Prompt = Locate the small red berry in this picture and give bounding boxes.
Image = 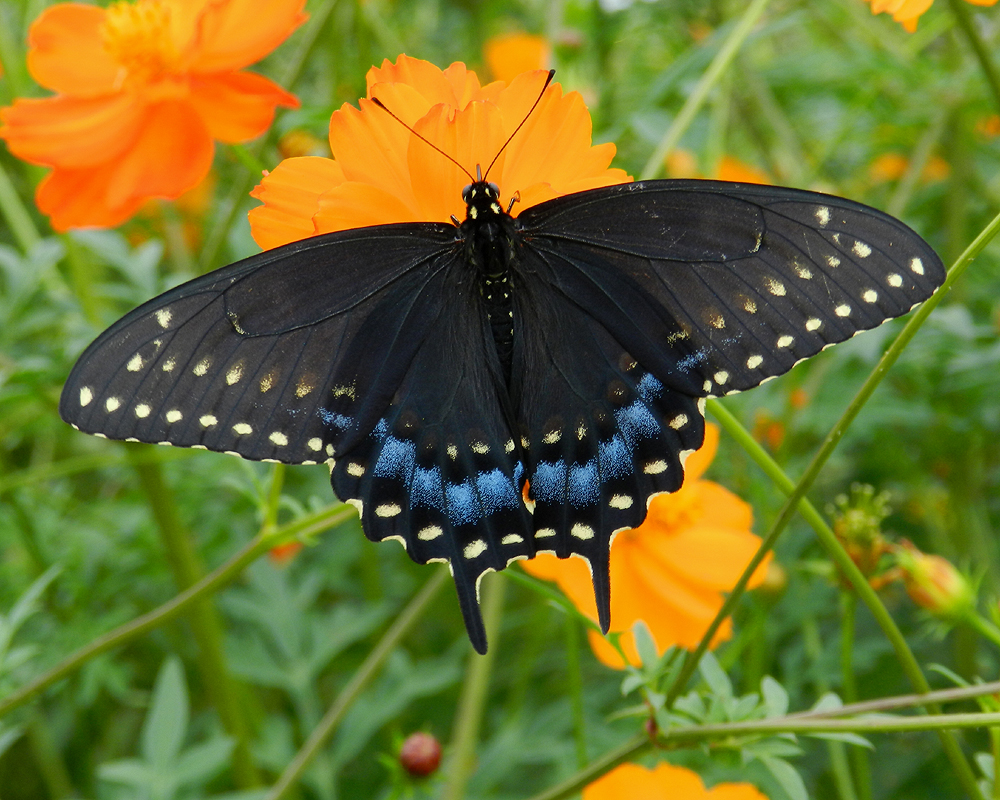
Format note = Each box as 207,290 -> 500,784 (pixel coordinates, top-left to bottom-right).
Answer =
399,732 -> 442,777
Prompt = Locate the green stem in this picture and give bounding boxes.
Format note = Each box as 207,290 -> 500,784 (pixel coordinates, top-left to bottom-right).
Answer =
199,0 -> 339,270
564,614 -> 588,769
966,613 -> 1000,650
0,448 -> 192,496
0,504 -> 352,719
947,0 -> 1000,116
264,567 -> 450,800
0,158 -> 41,253
159,200 -> 196,276
229,143 -> 271,179
841,593 -> 872,800
656,711 -> 1000,741
639,0 -> 772,179
442,572 -> 508,800
131,459 -> 261,789
886,109 -> 948,220
524,734 -> 650,800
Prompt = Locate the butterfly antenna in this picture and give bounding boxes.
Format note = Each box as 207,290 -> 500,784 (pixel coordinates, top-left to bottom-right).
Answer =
483,69 -> 555,181
370,97 -> 475,183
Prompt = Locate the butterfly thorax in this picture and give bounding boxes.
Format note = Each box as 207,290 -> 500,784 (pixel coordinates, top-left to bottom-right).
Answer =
460,179 -> 518,383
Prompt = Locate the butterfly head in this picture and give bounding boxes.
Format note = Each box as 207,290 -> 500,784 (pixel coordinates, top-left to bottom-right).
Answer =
462,178 -> 504,223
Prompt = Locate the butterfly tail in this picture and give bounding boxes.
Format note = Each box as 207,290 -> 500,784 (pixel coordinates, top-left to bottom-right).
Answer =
452,565 -> 490,655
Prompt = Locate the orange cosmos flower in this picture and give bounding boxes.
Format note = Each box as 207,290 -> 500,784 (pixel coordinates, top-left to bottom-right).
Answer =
0,0 -> 305,231
247,54 -> 629,250
865,0 -> 996,32
584,762 -> 769,800
521,424 -> 770,669
665,150 -> 771,185
483,32 -> 549,83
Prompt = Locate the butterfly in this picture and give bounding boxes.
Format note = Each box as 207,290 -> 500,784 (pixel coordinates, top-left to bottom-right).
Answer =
60,91 -> 945,654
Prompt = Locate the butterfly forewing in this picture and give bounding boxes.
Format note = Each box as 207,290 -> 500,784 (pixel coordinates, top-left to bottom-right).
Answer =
519,180 -> 945,397
60,225 -> 456,463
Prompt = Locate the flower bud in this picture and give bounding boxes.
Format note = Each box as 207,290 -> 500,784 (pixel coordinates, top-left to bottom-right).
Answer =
829,484 -> 892,578
894,541 -> 976,620
399,731 -> 442,777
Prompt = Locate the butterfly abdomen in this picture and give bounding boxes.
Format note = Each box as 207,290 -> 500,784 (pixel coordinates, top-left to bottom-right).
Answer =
461,180 -> 521,385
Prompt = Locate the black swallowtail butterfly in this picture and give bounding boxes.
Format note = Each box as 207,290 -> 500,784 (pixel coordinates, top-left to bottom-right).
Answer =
60,101 -> 945,654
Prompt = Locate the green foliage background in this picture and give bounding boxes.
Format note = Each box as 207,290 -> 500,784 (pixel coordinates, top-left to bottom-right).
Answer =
1,0 -> 1000,798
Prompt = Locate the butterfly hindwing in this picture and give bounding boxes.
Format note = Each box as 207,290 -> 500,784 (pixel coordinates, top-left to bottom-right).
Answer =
519,180 -> 945,398
510,258 -> 706,630
60,225 -> 456,463
330,257 -> 534,653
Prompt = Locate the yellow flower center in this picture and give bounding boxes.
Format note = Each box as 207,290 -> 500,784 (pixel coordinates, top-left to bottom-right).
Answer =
101,0 -> 180,83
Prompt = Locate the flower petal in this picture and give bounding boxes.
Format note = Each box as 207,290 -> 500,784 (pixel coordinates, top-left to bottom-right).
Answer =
410,100 -> 506,222
484,32 -> 549,83
249,156 -> 345,249
185,0 -> 307,72
369,55 -> 466,109
187,70 -> 298,143
0,92 -> 144,168
313,181 -> 420,233
103,98 -> 214,210
682,421 -> 718,482
584,762 -> 768,800
327,99 -> 419,210
496,74 -> 630,207
658,524 -> 768,591
36,166 -> 147,231
26,3 -> 120,95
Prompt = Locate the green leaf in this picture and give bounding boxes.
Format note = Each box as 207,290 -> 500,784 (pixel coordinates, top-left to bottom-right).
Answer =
0,725 -> 23,759
975,752 -> 995,781
762,676 -> 789,718
173,736 -> 234,787
742,738 -> 802,759
761,755 -> 809,800
141,656 -> 189,770
805,731 -> 874,749
810,692 -> 844,713
99,758 -> 155,788
698,651 -> 732,699
621,671 -> 645,696
632,620 -> 659,669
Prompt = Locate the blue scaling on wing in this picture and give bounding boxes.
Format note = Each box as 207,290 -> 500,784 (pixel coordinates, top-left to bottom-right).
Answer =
510,250 -> 707,633
329,258 -> 535,655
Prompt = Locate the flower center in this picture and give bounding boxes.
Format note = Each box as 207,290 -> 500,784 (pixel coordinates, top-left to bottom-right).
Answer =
101,0 -> 180,83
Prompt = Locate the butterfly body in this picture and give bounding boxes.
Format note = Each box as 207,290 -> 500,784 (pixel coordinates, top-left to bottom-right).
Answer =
60,179 -> 945,653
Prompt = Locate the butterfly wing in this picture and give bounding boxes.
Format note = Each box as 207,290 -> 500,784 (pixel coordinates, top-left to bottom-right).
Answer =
517,179 -> 945,398
329,256 -> 535,654
60,224 -> 458,464
509,267 -> 706,632
507,179 -> 944,630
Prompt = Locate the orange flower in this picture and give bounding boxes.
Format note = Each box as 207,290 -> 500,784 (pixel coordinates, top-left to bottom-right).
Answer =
521,424 -> 770,668
864,0 -> 996,32
248,54 -> 629,250
584,762 -> 769,800
0,0 -> 304,231
869,153 -> 950,184
664,149 -> 770,185
483,32 -> 549,83
716,155 -> 770,185
268,540 -> 303,564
